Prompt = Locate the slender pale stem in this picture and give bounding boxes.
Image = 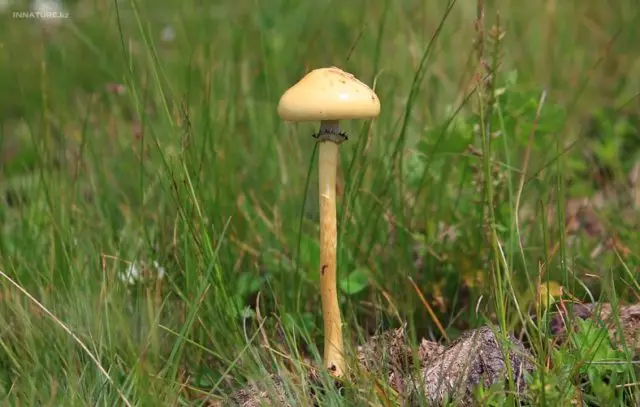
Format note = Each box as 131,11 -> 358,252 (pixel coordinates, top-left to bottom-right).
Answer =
317,121 -> 344,376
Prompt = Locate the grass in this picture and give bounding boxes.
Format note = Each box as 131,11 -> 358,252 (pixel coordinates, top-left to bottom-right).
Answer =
1,0 -> 640,405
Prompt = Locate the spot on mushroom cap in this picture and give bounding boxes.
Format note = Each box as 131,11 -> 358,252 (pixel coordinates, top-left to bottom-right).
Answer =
277,66 -> 381,122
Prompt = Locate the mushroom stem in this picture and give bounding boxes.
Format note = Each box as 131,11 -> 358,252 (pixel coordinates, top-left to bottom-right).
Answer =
317,120 -> 344,377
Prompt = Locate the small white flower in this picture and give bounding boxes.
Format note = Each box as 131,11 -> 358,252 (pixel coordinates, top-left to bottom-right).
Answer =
119,260 -> 166,285
160,25 -> 175,43
118,263 -> 140,285
30,0 -> 68,26
153,260 -> 166,280
31,0 -> 63,13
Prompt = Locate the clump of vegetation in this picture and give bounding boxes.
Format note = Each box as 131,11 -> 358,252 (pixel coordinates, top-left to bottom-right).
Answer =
0,0 -> 639,405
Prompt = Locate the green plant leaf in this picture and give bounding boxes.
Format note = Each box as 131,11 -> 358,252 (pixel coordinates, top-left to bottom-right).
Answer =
299,234 -> 320,276
339,267 -> 370,295
236,271 -> 263,297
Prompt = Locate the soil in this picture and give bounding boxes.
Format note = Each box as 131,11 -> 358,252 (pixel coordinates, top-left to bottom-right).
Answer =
221,326 -> 533,406
219,302 -> 640,406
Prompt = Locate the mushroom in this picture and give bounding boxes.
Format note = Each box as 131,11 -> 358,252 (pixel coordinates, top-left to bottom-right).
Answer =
277,67 -> 381,377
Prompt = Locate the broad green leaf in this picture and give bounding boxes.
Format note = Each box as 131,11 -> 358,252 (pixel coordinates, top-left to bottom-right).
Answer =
339,267 -> 370,295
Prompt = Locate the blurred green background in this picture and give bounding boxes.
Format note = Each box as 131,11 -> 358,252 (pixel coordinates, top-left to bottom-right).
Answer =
0,0 -> 639,405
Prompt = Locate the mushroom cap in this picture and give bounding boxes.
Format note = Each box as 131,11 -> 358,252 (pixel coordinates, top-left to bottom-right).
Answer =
277,66 -> 381,122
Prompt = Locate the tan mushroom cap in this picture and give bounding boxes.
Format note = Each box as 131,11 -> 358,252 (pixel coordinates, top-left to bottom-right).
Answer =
278,66 -> 381,122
